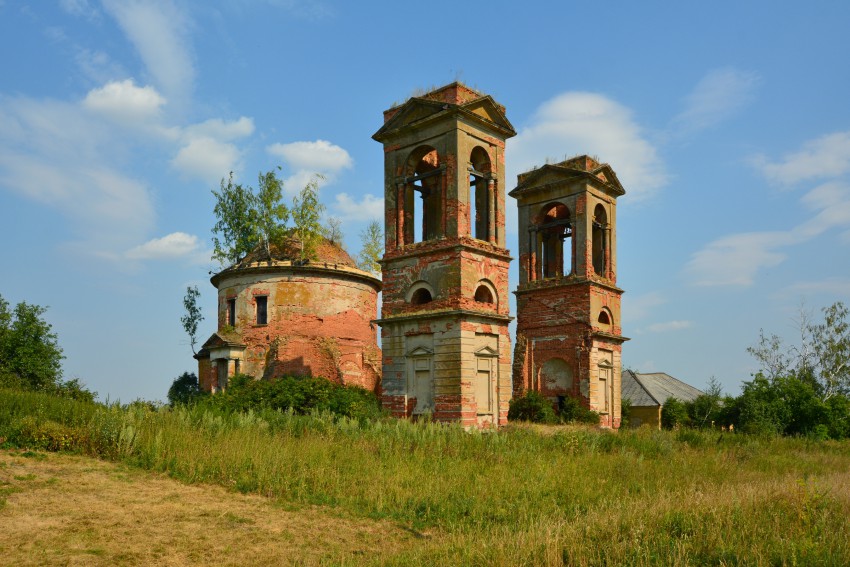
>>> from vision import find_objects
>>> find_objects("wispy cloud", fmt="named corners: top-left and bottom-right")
top-left (776, 277), bottom-right (850, 299)
top-left (750, 131), bottom-right (850, 186)
top-left (508, 91), bottom-right (667, 203)
top-left (0, 95), bottom-right (155, 248)
top-left (101, 0), bottom-right (194, 104)
top-left (329, 192), bottom-right (383, 223)
top-left (267, 139), bottom-right (353, 193)
top-left (125, 231), bottom-right (207, 262)
top-left (671, 68), bottom-right (760, 134)
top-left (621, 291), bottom-right (666, 325)
top-left (686, 182), bottom-right (850, 287)
top-left (645, 320), bottom-right (693, 333)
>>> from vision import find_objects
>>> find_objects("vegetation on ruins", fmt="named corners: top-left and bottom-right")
top-left (2, 387), bottom-right (849, 565)
top-left (357, 219), bottom-right (383, 275)
top-left (290, 175), bottom-right (326, 261)
top-left (180, 285), bottom-right (204, 355)
top-left (211, 168), bottom-right (333, 266)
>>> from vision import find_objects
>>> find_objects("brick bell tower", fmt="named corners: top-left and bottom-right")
top-left (373, 83), bottom-right (515, 427)
top-left (510, 156), bottom-right (628, 428)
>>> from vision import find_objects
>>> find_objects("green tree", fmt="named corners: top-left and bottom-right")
top-left (254, 168), bottom-right (289, 258)
top-left (211, 172), bottom-right (259, 266)
top-left (291, 175), bottom-right (325, 260)
top-left (661, 397), bottom-right (688, 429)
top-left (324, 216), bottom-right (344, 246)
top-left (810, 301), bottom-right (849, 401)
top-left (357, 220), bottom-right (383, 275)
top-left (167, 371), bottom-right (202, 406)
top-left (686, 377), bottom-right (723, 428)
top-left (180, 286), bottom-right (204, 355)
top-left (0, 293), bottom-right (64, 391)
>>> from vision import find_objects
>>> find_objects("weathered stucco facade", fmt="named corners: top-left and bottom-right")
top-left (510, 156), bottom-right (628, 428)
top-left (195, 240), bottom-right (382, 393)
top-left (374, 83), bottom-right (515, 428)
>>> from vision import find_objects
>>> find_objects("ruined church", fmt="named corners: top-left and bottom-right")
top-left (195, 83), bottom-right (626, 428)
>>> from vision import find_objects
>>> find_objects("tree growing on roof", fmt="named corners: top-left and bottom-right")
top-left (357, 220), bottom-right (383, 276)
top-left (180, 285), bottom-right (204, 355)
top-left (291, 175), bottom-right (326, 261)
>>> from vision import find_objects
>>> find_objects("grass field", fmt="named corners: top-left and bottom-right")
top-left (1, 388), bottom-right (849, 565)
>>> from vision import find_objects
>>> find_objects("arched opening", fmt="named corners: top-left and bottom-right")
top-left (410, 288), bottom-right (433, 305)
top-left (535, 203), bottom-right (571, 280)
top-left (469, 147), bottom-right (493, 241)
top-left (598, 308), bottom-right (612, 330)
top-left (474, 285), bottom-right (494, 304)
top-left (592, 204), bottom-right (608, 277)
top-left (403, 146), bottom-right (441, 244)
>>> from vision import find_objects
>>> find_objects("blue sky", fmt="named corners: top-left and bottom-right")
top-left (1, 0), bottom-right (849, 402)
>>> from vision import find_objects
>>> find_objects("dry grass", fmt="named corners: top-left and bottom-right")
top-left (0, 449), bottom-right (421, 566)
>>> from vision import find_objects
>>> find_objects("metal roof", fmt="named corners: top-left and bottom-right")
top-left (621, 370), bottom-right (704, 407)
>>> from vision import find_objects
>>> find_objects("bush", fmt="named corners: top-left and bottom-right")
top-left (661, 397), bottom-right (688, 430)
top-left (558, 395), bottom-right (600, 425)
top-left (204, 373), bottom-right (383, 421)
top-left (167, 371), bottom-right (203, 406)
top-left (508, 391), bottom-right (557, 424)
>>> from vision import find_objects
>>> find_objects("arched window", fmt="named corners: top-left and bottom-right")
top-left (469, 147), bottom-right (493, 241)
top-left (592, 204), bottom-right (608, 277)
top-left (402, 146), bottom-right (441, 245)
top-left (474, 285), bottom-right (493, 304)
top-left (535, 203), bottom-right (571, 280)
top-left (410, 288), bottom-right (432, 305)
top-left (598, 308), bottom-right (612, 331)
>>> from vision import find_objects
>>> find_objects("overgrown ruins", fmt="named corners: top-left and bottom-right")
top-left (196, 83), bottom-right (627, 428)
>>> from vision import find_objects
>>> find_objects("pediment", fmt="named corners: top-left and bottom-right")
top-left (474, 345), bottom-right (499, 357)
top-left (374, 96), bottom-right (516, 142)
top-left (200, 331), bottom-right (245, 350)
top-left (510, 162), bottom-right (625, 198)
top-left (458, 96), bottom-right (516, 135)
top-left (407, 346), bottom-right (434, 357)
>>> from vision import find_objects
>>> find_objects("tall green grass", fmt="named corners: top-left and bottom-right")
top-left (2, 388), bottom-right (848, 565)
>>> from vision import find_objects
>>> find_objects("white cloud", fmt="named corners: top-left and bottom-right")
top-left (101, 0), bottom-right (194, 103)
top-left (183, 117), bottom-right (254, 141)
top-left (777, 277), bottom-right (850, 299)
top-left (751, 132), bottom-right (850, 186)
top-left (508, 92), bottom-right (667, 202)
top-left (672, 68), bottom-right (760, 133)
top-left (622, 291), bottom-right (666, 325)
top-left (83, 79), bottom-right (166, 123)
top-left (686, 182), bottom-right (850, 287)
top-left (645, 320), bottom-right (693, 333)
top-left (0, 96), bottom-right (154, 248)
top-left (171, 137), bottom-right (242, 184)
top-left (267, 139), bottom-right (353, 193)
top-left (125, 232), bottom-right (201, 260)
top-left (330, 192), bottom-right (383, 222)
top-left (686, 231), bottom-right (790, 287)
top-left (267, 139), bottom-right (353, 172)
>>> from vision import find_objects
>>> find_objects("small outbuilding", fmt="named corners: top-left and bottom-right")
top-left (621, 370), bottom-right (704, 429)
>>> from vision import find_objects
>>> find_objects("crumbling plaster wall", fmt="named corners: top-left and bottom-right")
top-left (216, 265), bottom-right (381, 391)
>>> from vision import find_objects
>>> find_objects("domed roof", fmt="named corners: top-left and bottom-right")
top-left (236, 235), bottom-right (357, 268)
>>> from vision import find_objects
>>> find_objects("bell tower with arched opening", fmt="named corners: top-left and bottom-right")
top-left (373, 83), bottom-right (515, 427)
top-left (510, 155), bottom-right (628, 428)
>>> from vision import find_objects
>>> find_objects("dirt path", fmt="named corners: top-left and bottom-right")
top-left (0, 450), bottom-right (420, 566)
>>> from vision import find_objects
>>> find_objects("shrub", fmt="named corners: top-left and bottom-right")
top-left (204, 373), bottom-right (382, 421)
top-left (558, 395), bottom-right (600, 425)
top-left (508, 391), bottom-right (557, 424)
top-left (661, 397), bottom-right (688, 430)
top-left (167, 371), bottom-right (203, 406)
